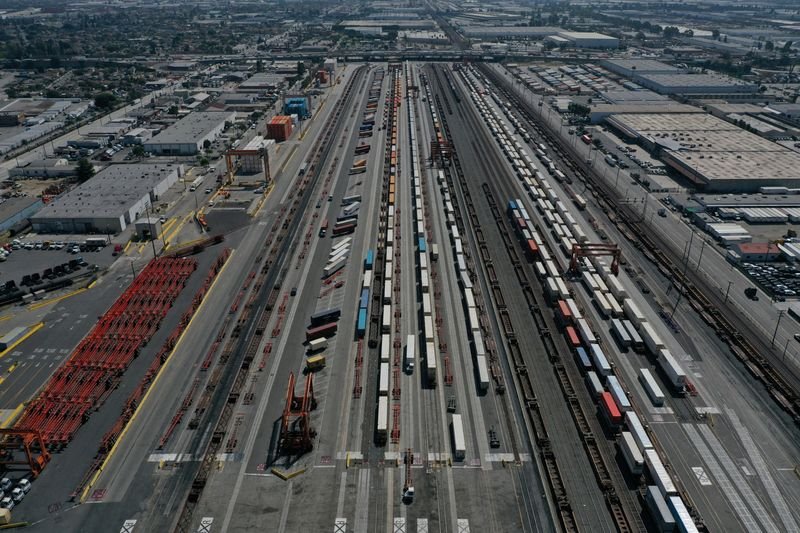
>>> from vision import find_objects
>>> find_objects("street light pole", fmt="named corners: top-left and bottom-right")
top-left (772, 310), bottom-right (784, 347)
top-left (724, 280), bottom-right (733, 302)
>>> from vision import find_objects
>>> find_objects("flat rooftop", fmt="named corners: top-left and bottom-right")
top-left (33, 164), bottom-right (178, 219)
top-left (637, 73), bottom-right (758, 90)
top-left (609, 113), bottom-right (800, 185)
top-left (146, 111), bottom-right (234, 145)
top-left (602, 59), bottom-right (682, 73)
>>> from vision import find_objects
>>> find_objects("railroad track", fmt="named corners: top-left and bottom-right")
top-left (478, 63), bottom-right (800, 429)
top-left (172, 65), bottom-right (368, 533)
top-left (426, 65), bottom-right (578, 533)
top-left (475, 63), bottom-right (719, 530)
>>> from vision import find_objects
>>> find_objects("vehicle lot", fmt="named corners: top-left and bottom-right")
top-left (740, 261), bottom-right (800, 299)
top-left (0, 244), bottom-right (115, 286)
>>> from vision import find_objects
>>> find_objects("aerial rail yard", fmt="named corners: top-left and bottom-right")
top-left (0, 60), bottom-right (798, 533)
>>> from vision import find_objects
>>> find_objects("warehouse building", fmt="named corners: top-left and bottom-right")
top-left (30, 164), bottom-right (181, 234)
top-left (606, 113), bottom-right (800, 192)
top-left (634, 73), bottom-right (758, 98)
top-left (555, 31), bottom-right (619, 49)
top-left (144, 111), bottom-right (235, 156)
top-left (461, 26), bottom-right (562, 40)
top-left (600, 59), bottom-right (683, 78)
top-left (0, 197), bottom-right (43, 232)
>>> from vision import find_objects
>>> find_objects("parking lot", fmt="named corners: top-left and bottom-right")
top-left (0, 239), bottom-right (116, 287)
top-left (740, 261), bottom-right (800, 300)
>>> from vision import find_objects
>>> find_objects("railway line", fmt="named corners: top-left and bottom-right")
top-left (171, 65), bottom-right (368, 532)
top-left (479, 63), bottom-right (800, 429)
top-left (426, 63), bottom-right (639, 532)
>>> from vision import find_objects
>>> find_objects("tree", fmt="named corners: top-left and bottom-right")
top-left (199, 157), bottom-right (209, 167)
top-left (662, 26), bottom-right (680, 38)
top-left (256, 59), bottom-right (263, 73)
top-left (297, 61), bottom-right (306, 76)
top-left (94, 91), bottom-right (117, 109)
top-left (783, 40), bottom-right (793, 53)
top-left (712, 29), bottom-right (720, 39)
top-left (203, 139), bottom-right (212, 150)
top-left (765, 40), bottom-right (774, 51)
top-left (635, 31), bottom-right (646, 41)
top-left (131, 145), bottom-right (145, 158)
top-left (76, 158), bottom-right (95, 182)
top-left (168, 105), bottom-right (179, 115)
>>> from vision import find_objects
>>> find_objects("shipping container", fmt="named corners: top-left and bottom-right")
top-left (323, 257), bottom-right (347, 278)
top-left (586, 371), bottom-right (604, 399)
top-left (332, 222), bottom-right (355, 236)
top-left (608, 294), bottom-right (624, 318)
top-left (306, 322), bottom-right (337, 342)
top-left (646, 486), bottom-right (676, 533)
top-left (594, 291), bottom-right (613, 318)
top-left (535, 261), bottom-right (548, 279)
top-left (607, 275), bottom-right (627, 300)
top-left (607, 375), bottom-right (631, 412)
top-left (667, 496), bottom-right (700, 533)
top-left (565, 326), bottom-right (581, 348)
top-left (382, 304), bottom-right (392, 333)
top-left (620, 431), bottom-right (644, 474)
top-left (451, 414), bottom-right (466, 461)
top-left (625, 411), bottom-right (654, 452)
top-left (645, 449), bottom-right (678, 497)
top-left (640, 368), bottom-right (665, 406)
top-left (383, 279), bottom-right (392, 304)
top-left (306, 354), bottom-right (326, 372)
top-left (658, 349), bottom-right (687, 391)
top-left (356, 308), bottom-right (367, 338)
top-left (641, 322), bottom-right (666, 355)
top-left (475, 355), bottom-right (490, 392)
top-left (431, 244), bottom-right (439, 260)
top-left (566, 298), bottom-right (582, 320)
top-left (381, 334), bottom-right (392, 363)
top-left (424, 316), bottom-right (435, 343)
top-left (310, 307), bottom-right (341, 327)
top-left (342, 194), bottom-right (361, 205)
top-left (575, 346), bottom-right (592, 372)
top-left (600, 391), bottom-right (623, 427)
top-left (379, 363), bottom-right (390, 396)
top-left (364, 249), bottom-right (374, 271)
top-left (422, 292), bottom-right (432, 317)
top-left (623, 298), bottom-right (647, 326)
top-left (376, 396), bottom-right (389, 444)
top-left (307, 337), bottom-right (327, 353)
top-left (331, 237), bottom-right (352, 253)
top-left (590, 343), bottom-right (612, 376)
top-left (420, 269), bottom-right (430, 293)
top-left (624, 320), bottom-right (644, 351)
top-left (426, 341), bottom-right (437, 387)
top-left (611, 318), bottom-right (632, 349)
top-left (405, 334), bottom-right (416, 373)
top-left (576, 318), bottom-right (596, 345)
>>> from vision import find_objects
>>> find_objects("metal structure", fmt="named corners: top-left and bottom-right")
top-left (224, 148), bottom-right (271, 185)
top-left (0, 429), bottom-right (51, 477)
top-left (569, 243), bottom-right (621, 277)
top-left (278, 372), bottom-right (317, 456)
top-left (429, 137), bottom-right (453, 166)
top-left (402, 448), bottom-right (414, 503)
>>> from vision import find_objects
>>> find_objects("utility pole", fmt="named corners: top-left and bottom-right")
top-left (772, 310), bottom-right (784, 347)
top-left (724, 280), bottom-right (733, 302)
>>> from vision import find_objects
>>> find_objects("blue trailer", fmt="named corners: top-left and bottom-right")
top-left (357, 308), bottom-right (368, 338)
top-left (359, 288), bottom-right (369, 310)
top-left (418, 237), bottom-right (427, 253)
top-left (364, 249), bottom-right (374, 271)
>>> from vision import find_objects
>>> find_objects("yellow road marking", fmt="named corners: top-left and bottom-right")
top-left (29, 288), bottom-right (87, 311)
top-left (0, 322), bottom-right (44, 359)
top-left (0, 403), bottom-right (24, 428)
top-left (80, 250), bottom-right (235, 502)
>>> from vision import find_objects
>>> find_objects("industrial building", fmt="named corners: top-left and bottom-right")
top-left (461, 26), bottom-right (562, 40)
top-left (30, 164), bottom-right (182, 234)
top-left (634, 73), bottom-right (759, 98)
top-left (0, 197), bottom-right (43, 232)
top-left (600, 59), bottom-right (683, 78)
top-left (8, 158), bottom-right (76, 179)
top-left (606, 113), bottom-right (800, 192)
top-left (554, 31), bottom-right (619, 49)
top-left (144, 111), bottom-right (235, 156)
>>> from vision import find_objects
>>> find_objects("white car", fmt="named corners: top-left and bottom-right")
top-left (1, 496), bottom-right (14, 509)
top-left (18, 479), bottom-right (31, 493)
top-left (10, 487), bottom-right (23, 503)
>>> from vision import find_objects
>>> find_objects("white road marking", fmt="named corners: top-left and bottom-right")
top-left (197, 517), bottom-right (213, 533)
top-left (119, 519), bottom-right (137, 533)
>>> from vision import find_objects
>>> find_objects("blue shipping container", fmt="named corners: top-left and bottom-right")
top-left (357, 308), bottom-right (367, 338)
top-left (575, 346), bottom-right (592, 371)
top-left (507, 199), bottom-right (518, 212)
top-left (359, 288), bottom-right (369, 310)
top-left (364, 249), bottom-right (374, 271)
top-left (418, 237), bottom-right (427, 253)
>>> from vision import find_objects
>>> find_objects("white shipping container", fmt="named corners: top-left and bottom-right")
top-left (451, 414), bottom-right (466, 461)
top-left (658, 349), bottom-right (687, 391)
top-left (422, 293), bottom-right (432, 316)
top-left (424, 316), bottom-right (435, 343)
top-left (362, 270), bottom-right (373, 289)
top-left (594, 291), bottom-right (613, 319)
top-left (421, 269), bottom-right (430, 293)
top-left (623, 299), bottom-right (647, 326)
top-left (590, 343), bottom-right (612, 376)
top-left (620, 431), bottom-right (644, 474)
top-left (645, 449), bottom-right (678, 497)
top-left (577, 318), bottom-right (596, 345)
top-left (405, 334), bottom-right (416, 372)
top-left (377, 396), bottom-right (389, 433)
top-left (607, 275), bottom-right (627, 300)
top-left (567, 298), bottom-right (583, 320)
top-left (639, 368), bottom-right (665, 406)
top-left (607, 375), bottom-right (631, 411)
top-left (625, 412), bottom-right (654, 452)
top-left (475, 355), bottom-right (490, 392)
top-left (383, 279), bottom-right (392, 304)
top-left (379, 363), bottom-right (390, 395)
top-left (641, 322), bottom-right (666, 355)
top-left (381, 334), bottom-right (392, 362)
top-left (382, 304), bottom-right (392, 333)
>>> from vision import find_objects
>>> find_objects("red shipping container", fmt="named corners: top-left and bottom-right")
top-left (306, 322), bottom-right (337, 342)
top-left (600, 391), bottom-right (622, 425)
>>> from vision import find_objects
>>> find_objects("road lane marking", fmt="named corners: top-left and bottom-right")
top-left (119, 519), bottom-right (137, 533)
